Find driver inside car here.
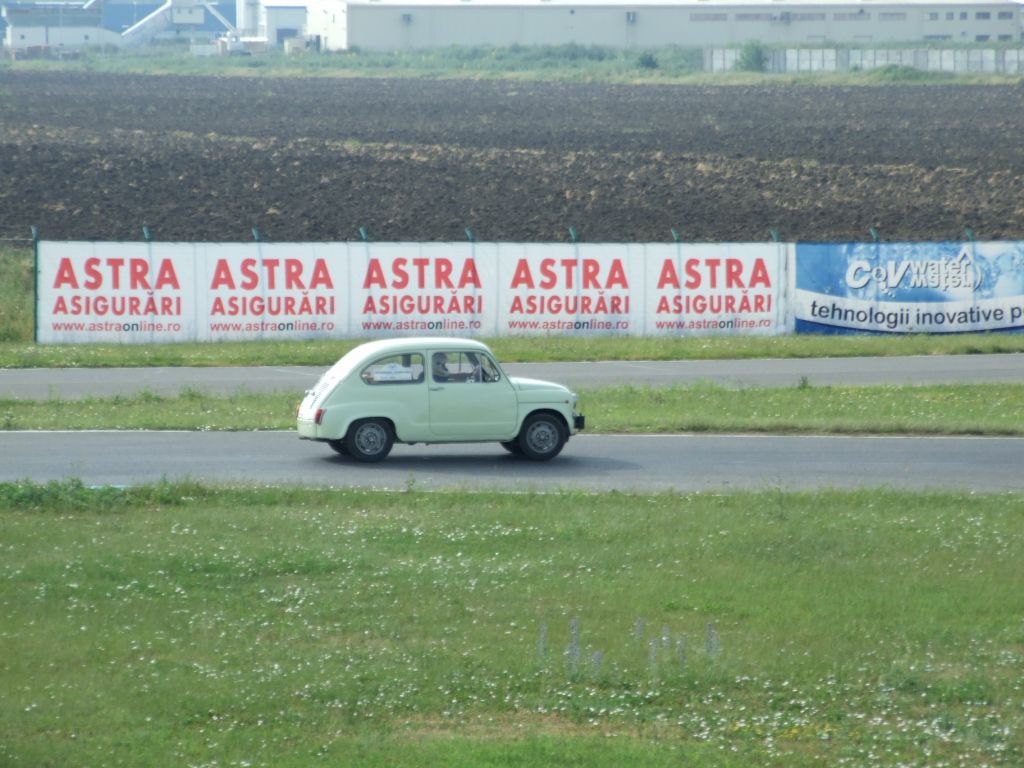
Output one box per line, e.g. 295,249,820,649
432,352,450,382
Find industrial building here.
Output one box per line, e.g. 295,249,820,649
2,0,1021,53
2,0,234,51
236,0,308,45
301,0,1023,51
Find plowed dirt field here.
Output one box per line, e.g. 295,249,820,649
2,72,1022,243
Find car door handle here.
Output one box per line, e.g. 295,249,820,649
429,386,444,391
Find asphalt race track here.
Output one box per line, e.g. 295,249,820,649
2,431,1023,493
2,356,1023,493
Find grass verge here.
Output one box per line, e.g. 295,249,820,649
1,481,1021,767
2,44,1021,85
3,383,1024,435
0,246,34,344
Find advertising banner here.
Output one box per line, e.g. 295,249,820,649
642,243,785,336
356,242,491,336
36,241,792,343
793,242,1024,334
40,241,196,344
204,243,342,340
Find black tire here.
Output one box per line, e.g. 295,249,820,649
516,413,567,461
327,439,349,456
344,418,394,463
500,440,523,456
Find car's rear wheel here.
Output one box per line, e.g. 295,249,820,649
345,418,394,463
500,440,523,456
517,413,567,461
327,439,349,455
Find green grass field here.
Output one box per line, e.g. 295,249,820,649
2,482,1022,767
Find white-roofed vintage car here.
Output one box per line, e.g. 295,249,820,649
296,337,585,462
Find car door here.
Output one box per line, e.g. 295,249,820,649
428,350,517,438
357,351,430,441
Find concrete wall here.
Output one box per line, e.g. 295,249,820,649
707,46,1024,73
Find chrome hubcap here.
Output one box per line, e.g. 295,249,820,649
354,423,386,455
525,421,557,454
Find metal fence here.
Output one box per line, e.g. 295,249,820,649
706,47,1024,74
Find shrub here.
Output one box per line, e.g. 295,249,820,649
637,51,659,70
735,41,768,72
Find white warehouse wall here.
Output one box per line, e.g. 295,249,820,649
306,0,347,47
307,0,1021,51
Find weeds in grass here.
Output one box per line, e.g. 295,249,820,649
0,248,33,343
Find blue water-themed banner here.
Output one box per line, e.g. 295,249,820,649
793,242,1024,334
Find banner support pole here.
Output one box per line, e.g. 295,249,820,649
32,226,39,344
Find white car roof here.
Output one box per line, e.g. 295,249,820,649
347,337,492,360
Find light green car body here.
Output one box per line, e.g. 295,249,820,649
297,337,584,461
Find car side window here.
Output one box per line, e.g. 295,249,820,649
432,351,501,383
361,353,424,385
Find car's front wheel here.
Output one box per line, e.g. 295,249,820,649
345,418,394,463
517,413,567,461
